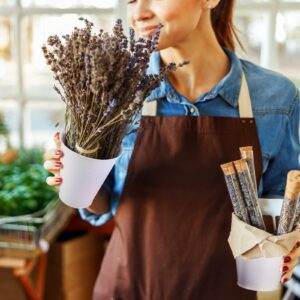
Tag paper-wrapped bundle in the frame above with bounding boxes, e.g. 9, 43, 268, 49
228, 198, 300, 292
221, 147, 300, 292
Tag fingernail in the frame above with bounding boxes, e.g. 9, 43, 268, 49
55, 132, 60, 140
297, 241, 300, 248
55, 150, 62, 156
283, 278, 289, 283
55, 178, 62, 183
284, 256, 291, 263
282, 266, 289, 272
54, 161, 61, 167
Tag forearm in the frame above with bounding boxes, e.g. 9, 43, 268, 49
85, 187, 110, 215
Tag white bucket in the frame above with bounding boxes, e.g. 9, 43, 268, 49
236, 198, 284, 291
236, 256, 282, 291
59, 134, 122, 208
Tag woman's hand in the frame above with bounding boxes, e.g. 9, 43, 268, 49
43, 131, 63, 188
280, 241, 300, 283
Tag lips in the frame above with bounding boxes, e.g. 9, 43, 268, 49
140, 30, 156, 37
139, 26, 160, 38
140, 25, 159, 33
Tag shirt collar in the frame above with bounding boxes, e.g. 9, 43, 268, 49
144, 47, 243, 108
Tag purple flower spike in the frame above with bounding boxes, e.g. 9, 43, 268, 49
42, 18, 188, 159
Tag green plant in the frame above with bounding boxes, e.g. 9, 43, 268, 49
0, 113, 9, 137
0, 148, 58, 216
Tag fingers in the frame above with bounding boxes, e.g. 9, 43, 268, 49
43, 160, 63, 173
44, 160, 63, 189
280, 241, 300, 283
54, 131, 62, 148
46, 176, 63, 189
43, 148, 63, 161
44, 131, 64, 189
43, 131, 63, 161
54, 131, 62, 149
293, 241, 300, 254
281, 257, 298, 282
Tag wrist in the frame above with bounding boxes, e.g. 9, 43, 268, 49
86, 187, 110, 214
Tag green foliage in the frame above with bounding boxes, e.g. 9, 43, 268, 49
0, 113, 9, 136
0, 148, 58, 216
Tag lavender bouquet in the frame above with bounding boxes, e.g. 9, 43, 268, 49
42, 18, 188, 159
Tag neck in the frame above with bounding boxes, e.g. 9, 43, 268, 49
159, 16, 231, 103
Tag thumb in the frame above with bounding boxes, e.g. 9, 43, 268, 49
54, 131, 62, 149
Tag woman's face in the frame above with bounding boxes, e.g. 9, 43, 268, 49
127, 0, 209, 50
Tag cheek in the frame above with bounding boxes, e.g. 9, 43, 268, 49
126, 1, 202, 50
155, 2, 181, 26
157, 4, 202, 41
127, 8, 134, 28
160, 17, 201, 48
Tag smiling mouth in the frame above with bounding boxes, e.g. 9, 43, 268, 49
139, 25, 162, 37
140, 28, 157, 36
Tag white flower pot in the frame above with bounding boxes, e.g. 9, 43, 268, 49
236, 256, 282, 291
59, 134, 121, 208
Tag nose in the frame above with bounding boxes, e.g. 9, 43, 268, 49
132, 1, 153, 23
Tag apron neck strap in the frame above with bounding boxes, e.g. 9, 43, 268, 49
238, 71, 253, 118
141, 71, 253, 118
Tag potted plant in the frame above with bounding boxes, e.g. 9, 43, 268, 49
0, 148, 58, 216
42, 18, 188, 208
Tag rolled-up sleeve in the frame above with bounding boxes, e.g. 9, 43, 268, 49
261, 90, 300, 198
77, 165, 115, 227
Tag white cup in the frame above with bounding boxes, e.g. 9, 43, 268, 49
236, 256, 282, 291
59, 133, 122, 208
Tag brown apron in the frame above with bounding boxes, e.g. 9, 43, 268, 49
93, 71, 263, 300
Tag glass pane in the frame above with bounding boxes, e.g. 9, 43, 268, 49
22, 14, 116, 100
25, 104, 65, 148
0, 16, 16, 98
22, 0, 117, 8
0, 100, 20, 148
276, 12, 300, 88
0, 0, 15, 6
234, 14, 265, 65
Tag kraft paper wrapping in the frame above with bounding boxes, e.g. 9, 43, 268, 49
228, 213, 300, 259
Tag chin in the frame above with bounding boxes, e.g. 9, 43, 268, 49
152, 40, 169, 51
136, 32, 168, 51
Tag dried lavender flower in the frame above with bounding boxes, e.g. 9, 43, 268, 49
42, 18, 189, 159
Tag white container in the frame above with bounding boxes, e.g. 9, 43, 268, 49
236, 198, 284, 292
236, 256, 282, 291
59, 133, 122, 208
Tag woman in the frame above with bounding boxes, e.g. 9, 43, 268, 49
44, 0, 300, 299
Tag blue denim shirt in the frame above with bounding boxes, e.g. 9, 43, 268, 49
78, 47, 300, 227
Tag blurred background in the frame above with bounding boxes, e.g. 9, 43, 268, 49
0, 0, 299, 150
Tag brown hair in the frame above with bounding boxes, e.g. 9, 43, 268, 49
211, 0, 243, 52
